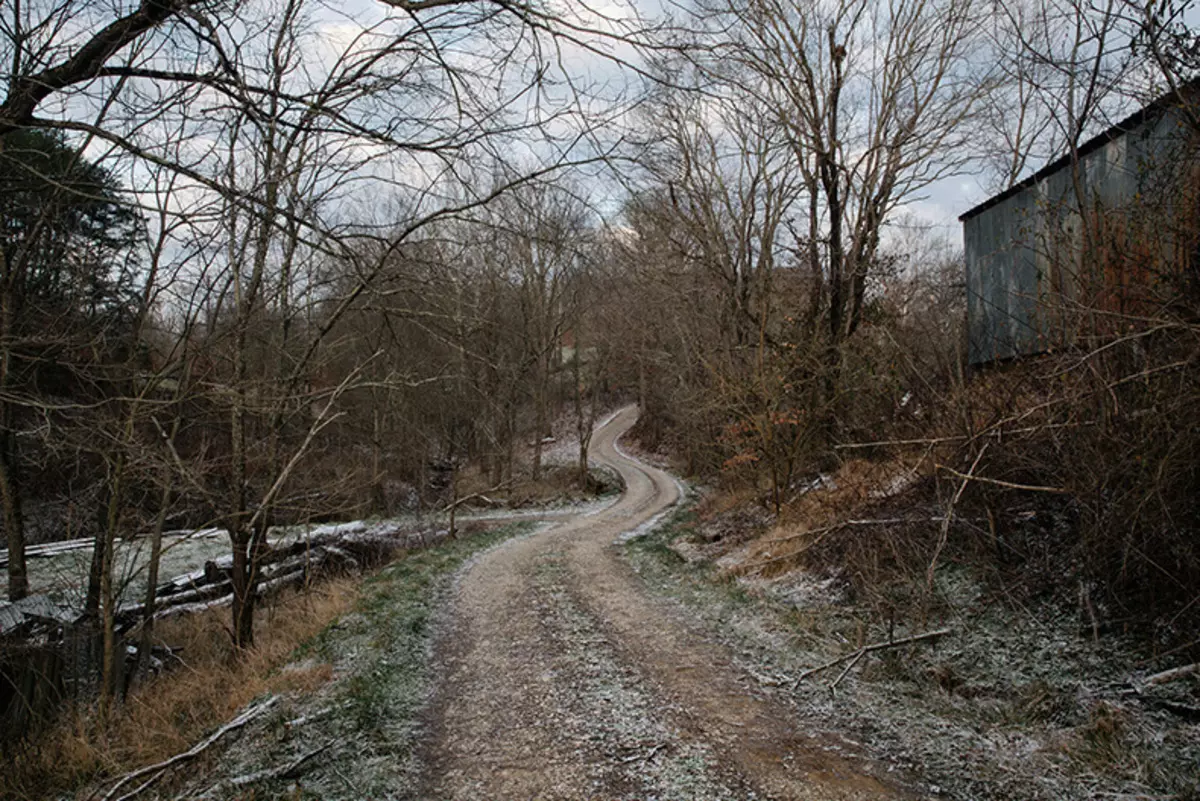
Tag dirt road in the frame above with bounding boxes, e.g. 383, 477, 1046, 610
421, 406, 916, 800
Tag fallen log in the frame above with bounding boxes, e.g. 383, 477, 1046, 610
117, 534, 383, 632
256, 569, 308, 597
154, 595, 234, 620
116, 580, 234, 629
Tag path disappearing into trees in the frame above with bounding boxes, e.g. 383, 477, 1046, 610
419, 405, 917, 801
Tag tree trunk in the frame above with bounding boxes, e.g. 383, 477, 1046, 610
0, 135, 27, 601
0, 432, 27, 601
86, 488, 108, 622
99, 455, 125, 715
139, 480, 171, 674
573, 340, 591, 491
505, 405, 516, 489
230, 529, 256, 649
371, 405, 385, 513
139, 409, 182, 674
448, 459, 459, 538
229, 369, 253, 649
532, 368, 546, 482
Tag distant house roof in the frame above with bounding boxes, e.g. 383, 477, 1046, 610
959, 80, 1200, 223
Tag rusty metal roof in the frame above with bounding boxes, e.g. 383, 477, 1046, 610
960, 79, 1200, 222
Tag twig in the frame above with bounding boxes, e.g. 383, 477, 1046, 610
619, 742, 667, 764
744, 520, 918, 571
228, 741, 332, 787
792, 629, 952, 691
834, 435, 969, 449
772, 519, 915, 543
829, 650, 866, 692
771, 517, 991, 545
743, 516, 989, 573
333, 765, 360, 794
934, 464, 1067, 494
928, 444, 989, 590
102, 697, 278, 801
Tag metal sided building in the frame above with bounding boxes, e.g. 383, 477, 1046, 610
960, 86, 1199, 366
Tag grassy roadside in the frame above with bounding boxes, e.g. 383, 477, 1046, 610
622, 499, 1200, 801
2, 520, 535, 801
148, 519, 537, 801
3, 579, 361, 801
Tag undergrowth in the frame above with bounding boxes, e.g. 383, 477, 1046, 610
624, 493, 1200, 801
178, 519, 537, 801
1, 521, 533, 801
1, 578, 360, 801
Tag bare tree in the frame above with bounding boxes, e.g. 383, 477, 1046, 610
705, 0, 985, 374
644, 82, 800, 348
0, 0, 652, 668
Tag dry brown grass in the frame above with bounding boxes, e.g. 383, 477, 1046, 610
2, 577, 359, 801
695, 486, 761, 519
722, 454, 934, 578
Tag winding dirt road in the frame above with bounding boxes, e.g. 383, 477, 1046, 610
420, 406, 917, 800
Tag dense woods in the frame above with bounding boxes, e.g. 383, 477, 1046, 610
2, 0, 1200, 795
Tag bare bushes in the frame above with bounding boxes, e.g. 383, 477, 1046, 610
713, 238, 1200, 648
792, 314, 1200, 648
970, 325, 1200, 634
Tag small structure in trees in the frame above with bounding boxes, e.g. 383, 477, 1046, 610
960, 82, 1200, 365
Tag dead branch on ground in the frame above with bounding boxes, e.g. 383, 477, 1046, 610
101, 697, 279, 801
790, 628, 953, 692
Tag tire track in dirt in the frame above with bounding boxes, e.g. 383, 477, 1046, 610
419, 405, 921, 800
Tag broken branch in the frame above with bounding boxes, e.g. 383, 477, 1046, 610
1144, 662, 1199, 687
102, 697, 278, 801
228, 741, 332, 788
791, 629, 952, 691
935, 465, 1067, 494
440, 479, 514, 514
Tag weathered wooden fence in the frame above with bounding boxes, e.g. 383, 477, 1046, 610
0, 625, 107, 742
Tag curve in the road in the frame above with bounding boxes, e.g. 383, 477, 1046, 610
418, 405, 918, 801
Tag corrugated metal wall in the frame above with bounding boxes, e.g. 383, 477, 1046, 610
963, 109, 1189, 365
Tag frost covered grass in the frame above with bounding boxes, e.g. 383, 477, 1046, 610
124, 520, 539, 801
3, 577, 359, 801
624, 500, 1200, 801
4, 521, 535, 800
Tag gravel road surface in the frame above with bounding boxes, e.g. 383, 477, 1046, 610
420, 405, 916, 801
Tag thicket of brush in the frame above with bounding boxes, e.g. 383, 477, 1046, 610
638, 239, 1200, 654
